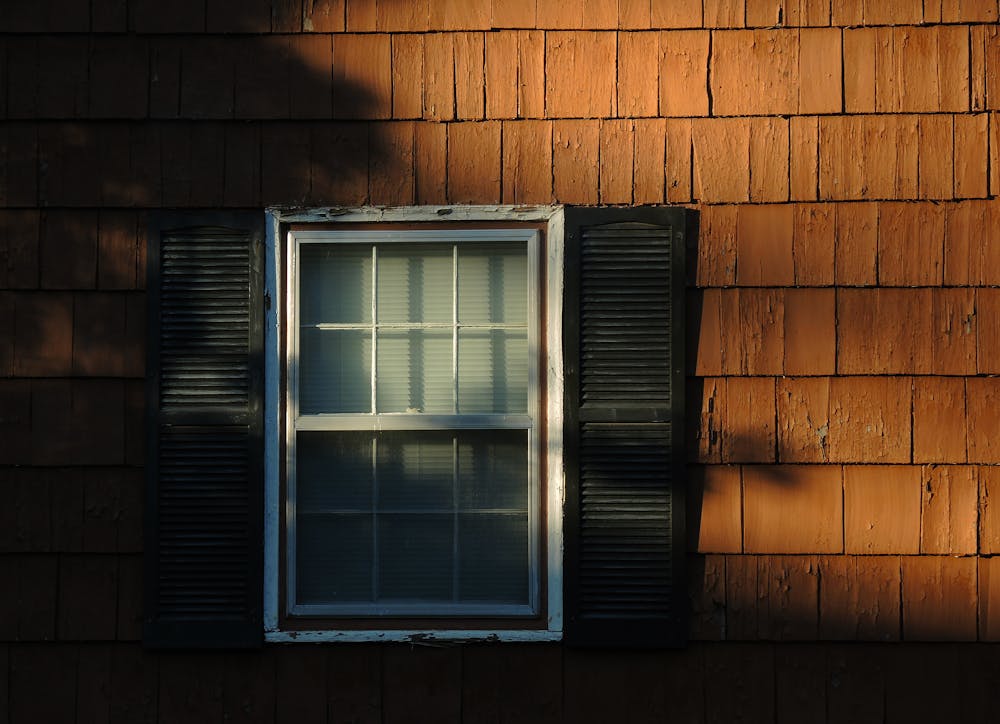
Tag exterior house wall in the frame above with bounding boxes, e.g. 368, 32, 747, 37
3, 0, 1000, 720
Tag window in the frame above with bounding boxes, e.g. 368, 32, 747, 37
285, 228, 543, 620
144, 206, 691, 649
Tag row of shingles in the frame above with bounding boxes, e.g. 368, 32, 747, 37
544, 639, 988, 724
0, 34, 334, 120
691, 464, 1000, 555
1, 643, 437, 724
0, 211, 143, 291
0, 552, 141, 643
10, 640, 1000, 724
695, 113, 993, 203
711, 24, 1000, 116
690, 553, 1000, 642
0, 641, 702, 724
43, 641, 1000, 723
473, 114, 992, 205
1, 643, 557, 724
7, 25, 1000, 122
524, 640, 1000, 724
0, 118, 679, 209
0, 639, 767, 724
332, 0, 996, 31
0, 121, 276, 208
0, 376, 141, 468
691, 376, 1000, 464
5, 0, 999, 33
0, 0, 331, 34
0, 119, 410, 208
692, 201, 1000, 289
0, 118, 704, 207
0, 118, 993, 209
694, 288, 1000, 375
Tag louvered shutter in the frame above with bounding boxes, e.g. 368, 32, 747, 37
563, 206, 692, 648
144, 212, 264, 649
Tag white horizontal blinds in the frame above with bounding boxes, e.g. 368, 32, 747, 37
457, 431, 528, 509
298, 244, 373, 413
299, 244, 373, 324
299, 329, 371, 413
297, 512, 372, 603
377, 431, 454, 509
457, 431, 529, 602
379, 512, 453, 599
376, 246, 454, 412
457, 244, 528, 414
296, 431, 372, 509
457, 331, 528, 413
299, 241, 529, 415
295, 432, 374, 604
295, 430, 529, 606
458, 513, 528, 601
457, 244, 528, 323
376, 331, 452, 413
376, 245, 452, 323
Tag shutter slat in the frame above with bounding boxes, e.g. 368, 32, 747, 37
564, 207, 691, 649
145, 213, 264, 650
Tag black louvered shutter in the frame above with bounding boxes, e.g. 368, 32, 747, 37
144, 212, 264, 649
563, 206, 692, 648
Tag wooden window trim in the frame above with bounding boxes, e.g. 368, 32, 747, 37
263, 207, 566, 643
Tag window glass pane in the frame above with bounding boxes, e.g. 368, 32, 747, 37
377, 432, 453, 510
458, 243, 527, 324
457, 430, 528, 510
378, 514, 453, 600
300, 244, 372, 324
299, 329, 371, 413
297, 513, 372, 604
297, 432, 372, 510
377, 246, 452, 323
457, 329, 528, 413
458, 513, 528, 603
376, 330, 452, 413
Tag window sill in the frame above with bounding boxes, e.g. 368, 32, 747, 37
264, 629, 563, 644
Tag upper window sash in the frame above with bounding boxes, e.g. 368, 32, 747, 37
287, 228, 541, 427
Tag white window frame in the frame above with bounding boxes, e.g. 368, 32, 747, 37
263, 206, 565, 643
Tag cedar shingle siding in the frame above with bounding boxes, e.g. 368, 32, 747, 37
5, 0, 1000, 720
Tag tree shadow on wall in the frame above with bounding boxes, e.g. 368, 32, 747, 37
26, 26, 411, 209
